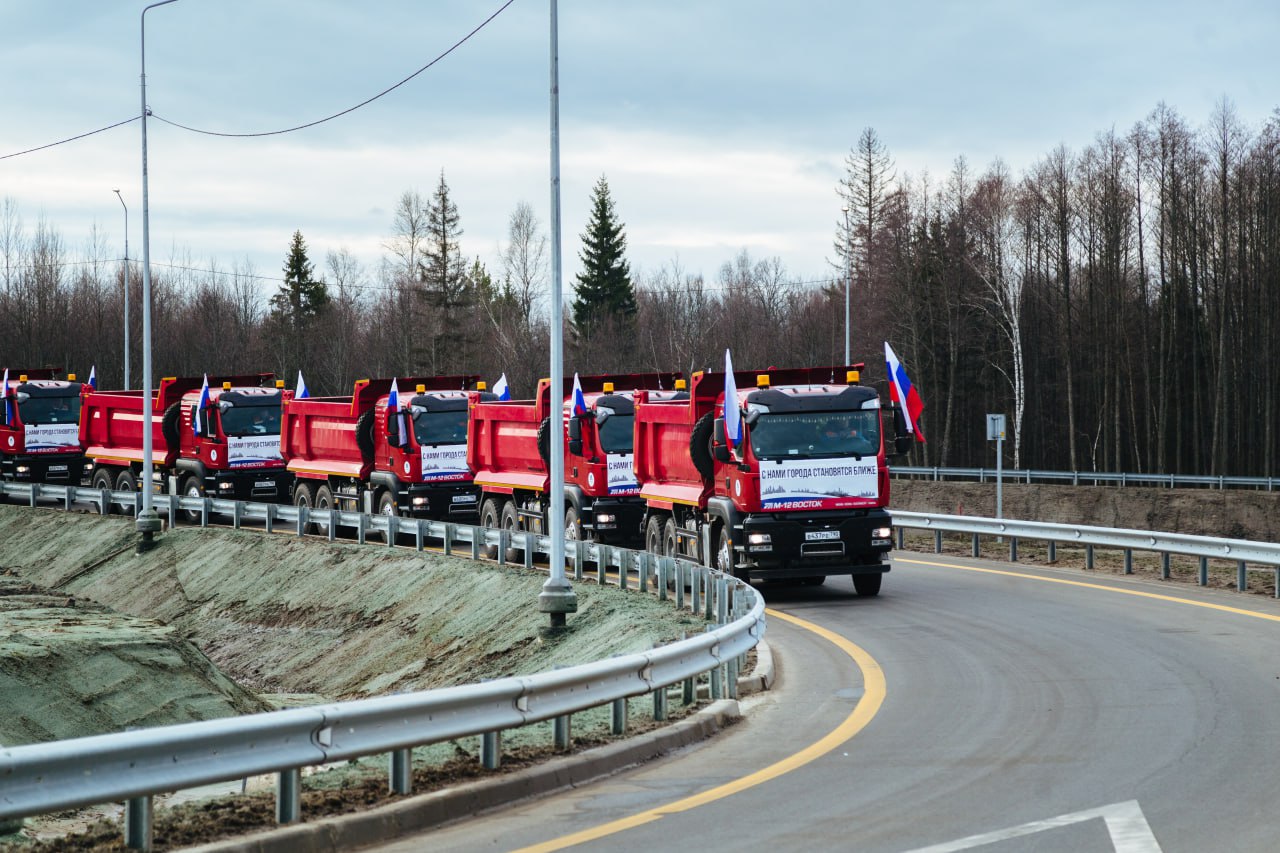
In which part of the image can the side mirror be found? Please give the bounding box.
[712,418,731,463]
[894,434,914,456]
[568,417,581,441]
[386,411,399,441]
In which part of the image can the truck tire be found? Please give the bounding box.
[565,505,583,541]
[315,484,336,536]
[293,481,316,533]
[853,574,882,596]
[500,500,521,563]
[644,514,664,555]
[91,468,115,514]
[355,410,376,464]
[663,517,680,558]
[115,469,137,494]
[479,498,501,559]
[690,413,715,480]
[179,473,204,524]
[715,524,734,574]
[162,403,183,453]
[536,417,552,465]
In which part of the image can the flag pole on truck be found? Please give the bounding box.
[539,0,576,630]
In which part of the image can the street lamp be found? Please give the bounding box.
[112,189,130,389]
[133,0,182,557]
[842,204,851,364]
[539,0,577,631]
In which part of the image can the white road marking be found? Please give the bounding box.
[904,800,1161,852]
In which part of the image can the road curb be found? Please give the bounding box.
[181,642,772,853]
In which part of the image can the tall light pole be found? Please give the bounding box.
[538,0,577,631]
[112,189,130,389]
[134,0,181,556]
[842,204,851,364]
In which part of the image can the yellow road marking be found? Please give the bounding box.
[896,556,1280,623]
[513,608,885,852]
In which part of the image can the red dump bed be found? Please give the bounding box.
[281,376,475,482]
[468,372,680,496]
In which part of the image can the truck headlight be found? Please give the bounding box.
[218,482,234,491]
[873,526,892,539]
[747,533,771,545]
[412,496,429,507]
[15,465,29,475]
[595,512,616,525]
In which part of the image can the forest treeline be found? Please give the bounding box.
[2,101,1277,476]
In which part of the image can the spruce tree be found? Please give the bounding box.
[268,230,328,382]
[572,176,635,339]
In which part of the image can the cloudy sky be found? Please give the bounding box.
[3,0,1276,300]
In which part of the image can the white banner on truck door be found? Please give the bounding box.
[421,443,468,482]
[606,453,639,495]
[227,435,283,468]
[760,457,879,511]
[23,423,79,453]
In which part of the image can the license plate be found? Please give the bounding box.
[452,494,477,504]
[48,465,67,472]
[255,480,275,488]
[805,530,840,541]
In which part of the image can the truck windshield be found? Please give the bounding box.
[597,413,634,454]
[414,410,468,445]
[18,396,80,425]
[220,405,281,436]
[748,410,880,460]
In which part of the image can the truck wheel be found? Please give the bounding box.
[293,481,316,533]
[644,515,664,555]
[479,498,501,559]
[115,470,137,493]
[91,468,115,514]
[375,490,399,544]
[663,518,680,558]
[179,474,204,524]
[715,525,734,575]
[565,505,583,541]
[315,484,336,536]
[853,574,882,597]
[536,417,552,465]
[690,413,715,480]
[355,411,376,463]
[500,500,522,563]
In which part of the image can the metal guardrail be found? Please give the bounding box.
[892,510,1280,595]
[893,465,1279,491]
[0,482,765,847]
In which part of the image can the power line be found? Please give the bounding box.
[0,115,140,161]
[149,0,517,138]
[1,0,515,160]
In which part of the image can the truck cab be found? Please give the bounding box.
[176,380,290,503]
[0,369,87,486]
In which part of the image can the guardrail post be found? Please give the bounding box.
[618,548,629,590]
[1274,568,1279,599]
[99,487,110,515]
[1047,540,1057,563]
[1086,545,1095,570]
[201,498,210,528]
[574,540,586,580]
[1198,556,1208,586]
[934,530,942,553]
[653,685,668,721]
[971,533,980,558]
[481,731,502,769]
[1008,537,1018,562]
[553,710,572,750]
[524,532,535,569]
[897,527,904,549]
[639,552,650,593]
[328,508,337,542]
[264,503,276,535]
[597,547,607,585]
[710,661,724,701]
[691,567,702,614]
[296,506,308,537]
[1161,552,1171,579]
[1124,549,1133,574]
[442,523,454,555]
[356,512,366,545]
[610,697,627,734]
[675,561,686,609]
[415,520,424,552]
[124,795,152,850]
[276,767,301,824]
[704,570,715,621]
[233,500,243,530]
[470,528,480,560]
[727,656,739,699]
[656,556,667,601]
[167,495,176,530]
[1238,560,1247,592]
[390,748,412,795]
[497,530,509,565]
[717,577,729,625]
[64,486,74,512]
[29,483,38,508]
[386,515,398,547]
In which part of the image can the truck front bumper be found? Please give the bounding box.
[211,470,292,501]
[736,509,893,579]
[404,483,481,520]
[584,496,646,545]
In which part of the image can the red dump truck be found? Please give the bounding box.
[81,374,290,505]
[0,368,88,486]
[633,365,910,595]
[280,375,483,519]
[467,372,682,545]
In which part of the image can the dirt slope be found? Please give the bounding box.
[0,505,704,745]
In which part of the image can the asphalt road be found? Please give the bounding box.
[378,553,1280,852]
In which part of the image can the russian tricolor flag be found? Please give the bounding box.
[723,349,742,449]
[884,342,926,443]
[387,378,406,446]
[296,370,309,399]
[193,374,210,436]
[493,373,511,401]
[87,365,97,389]
[570,373,588,416]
